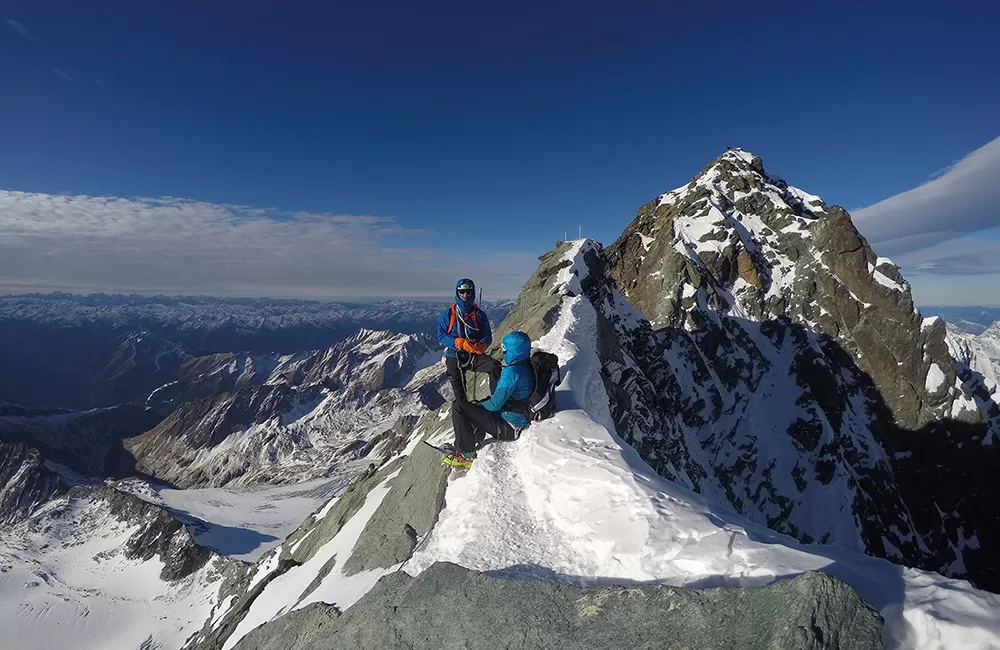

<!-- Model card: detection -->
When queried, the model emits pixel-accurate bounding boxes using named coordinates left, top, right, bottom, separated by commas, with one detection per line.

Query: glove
left=467, top=341, right=487, bottom=355
left=454, top=338, right=468, bottom=352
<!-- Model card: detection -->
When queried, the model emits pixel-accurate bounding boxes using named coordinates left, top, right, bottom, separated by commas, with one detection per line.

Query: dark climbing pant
left=452, top=399, right=514, bottom=454
left=445, top=353, right=500, bottom=403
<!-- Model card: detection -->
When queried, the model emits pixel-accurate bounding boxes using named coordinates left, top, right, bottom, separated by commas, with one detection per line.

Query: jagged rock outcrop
left=486, top=151, right=1000, bottom=590
left=87, top=486, right=215, bottom=581
left=574, top=149, right=1000, bottom=590
left=604, top=149, right=976, bottom=431
left=0, top=439, right=67, bottom=524
left=20, top=485, right=215, bottom=582
left=186, top=435, right=450, bottom=650
left=125, top=330, right=445, bottom=488
left=231, top=563, right=884, bottom=650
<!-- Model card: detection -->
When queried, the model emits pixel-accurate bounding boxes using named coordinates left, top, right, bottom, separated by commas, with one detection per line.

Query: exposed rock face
left=0, top=440, right=67, bottom=524
left=84, top=486, right=215, bottom=581
left=125, top=330, right=445, bottom=488
left=19, top=485, right=215, bottom=582
left=340, top=437, right=450, bottom=575
left=490, top=245, right=575, bottom=348
left=587, top=150, right=1000, bottom=589
left=605, top=150, right=973, bottom=431
left=231, top=563, right=884, bottom=650
left=186, top=434, right=450, bottom=650
left=0, top=404, right=162, bottom=478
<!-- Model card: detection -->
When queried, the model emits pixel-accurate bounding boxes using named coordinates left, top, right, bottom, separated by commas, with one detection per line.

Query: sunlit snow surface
left=5, top=238, right=1000, bottom=650
left=127, top=478, right=347, bottom=561
left=1, top=494, right=220, bottom=650
left=406, top=240, right=1000, bottom=650
left=1, top=478, right=345, bottom=650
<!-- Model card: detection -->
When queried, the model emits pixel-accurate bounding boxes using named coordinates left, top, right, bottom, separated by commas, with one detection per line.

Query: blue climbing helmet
left=501, top=331, right=531, bottom=365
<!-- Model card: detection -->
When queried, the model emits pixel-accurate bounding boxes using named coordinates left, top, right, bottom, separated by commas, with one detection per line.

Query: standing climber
left=442, top=330, right=536, bottom=469
left=436, top=278, right=500, bottom=403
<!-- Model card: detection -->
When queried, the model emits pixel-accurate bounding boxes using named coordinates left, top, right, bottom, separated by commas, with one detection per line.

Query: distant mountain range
left=0, top=293, right=512, bottom=410
left=4, top=151, right=1000, bottom=650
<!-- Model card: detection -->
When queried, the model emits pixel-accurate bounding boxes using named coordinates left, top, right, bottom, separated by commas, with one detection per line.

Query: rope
left=454, top=304, right=482, bottom=399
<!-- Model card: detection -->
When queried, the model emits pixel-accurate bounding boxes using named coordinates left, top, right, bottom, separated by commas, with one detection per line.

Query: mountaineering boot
left=442, top=451, right=476, bottom=469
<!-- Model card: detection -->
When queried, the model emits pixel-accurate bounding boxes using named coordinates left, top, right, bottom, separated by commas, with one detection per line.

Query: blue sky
left=1, top=0, right=998, bottom=302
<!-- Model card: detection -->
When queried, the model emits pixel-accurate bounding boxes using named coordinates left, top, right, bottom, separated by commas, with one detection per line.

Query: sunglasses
left=457, top=289, right=474, bottom=295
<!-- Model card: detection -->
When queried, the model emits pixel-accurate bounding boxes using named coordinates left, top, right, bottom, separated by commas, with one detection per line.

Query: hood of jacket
left=501, top=331, right=531, bottom=366
left=455, top=278, right=476, bottom=313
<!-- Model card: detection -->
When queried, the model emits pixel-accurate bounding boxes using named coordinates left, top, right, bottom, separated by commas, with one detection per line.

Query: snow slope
left=404, top=241, right=1000, bottom=650
left=119, top=477, right=347, bottom=562
left=1, top=474, right=353, bottom=650
left=1, top=492, right=222, bottom=650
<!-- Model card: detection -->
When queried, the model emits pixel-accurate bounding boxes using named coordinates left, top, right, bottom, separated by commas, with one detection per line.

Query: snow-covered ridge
left=404, top=242, right=1000, bottom=649
left=204, top=239, right=1000, bottom=650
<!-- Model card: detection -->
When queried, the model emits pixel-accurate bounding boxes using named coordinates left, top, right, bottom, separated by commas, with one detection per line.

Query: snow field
left=0, top=495, right=222, bottom=650
left=127, top=477, right=346, bottom=562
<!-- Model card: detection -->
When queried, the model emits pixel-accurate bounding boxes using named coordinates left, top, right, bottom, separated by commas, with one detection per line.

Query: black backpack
left=508, top=349, right=560, bottom=425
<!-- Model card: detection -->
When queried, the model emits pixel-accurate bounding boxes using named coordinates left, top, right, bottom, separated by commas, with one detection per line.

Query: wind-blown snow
left=404, top=244, right=1000, bottom=650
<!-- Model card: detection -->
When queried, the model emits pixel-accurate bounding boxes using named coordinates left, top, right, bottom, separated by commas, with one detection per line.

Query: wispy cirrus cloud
left=51, top=67, right=72, bottom=82
left=853, top=135, right=1000, bottom=272
left=0, top=191, right=536, bottom=299
left=4, top=16, right=32, bottom=40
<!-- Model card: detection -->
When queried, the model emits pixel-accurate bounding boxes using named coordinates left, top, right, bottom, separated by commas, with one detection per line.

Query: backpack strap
left=446, top=304, right=457, bottom=335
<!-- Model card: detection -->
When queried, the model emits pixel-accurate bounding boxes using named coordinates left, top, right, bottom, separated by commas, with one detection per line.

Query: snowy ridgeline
left=4, top=241, right=1000, bottom=650
left=0, top=235, right=1000, bottom=650
left=182, top=243, right=1000, bottom=649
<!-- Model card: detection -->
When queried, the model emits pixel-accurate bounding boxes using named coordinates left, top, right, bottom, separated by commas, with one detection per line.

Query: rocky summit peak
left=588, top=150, right=1000, bottom=589
left=604, top=149, right=970, bottom=432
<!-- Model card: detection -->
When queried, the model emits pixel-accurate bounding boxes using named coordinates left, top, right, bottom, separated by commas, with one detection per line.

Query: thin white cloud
left=853, top=136, right=1000, bottom=264
left=0, top=190, right=536, bottom=299
left=892, top=229, right=1000, bottom=276
left=4, top=17, right=32, bottom=40
left=51, top=67, right=72, bottom=82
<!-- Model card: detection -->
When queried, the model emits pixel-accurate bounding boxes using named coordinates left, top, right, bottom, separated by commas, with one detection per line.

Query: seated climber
left=436, top=278, right=500, bottom=402
left=442, top=331, right=536, bottom=469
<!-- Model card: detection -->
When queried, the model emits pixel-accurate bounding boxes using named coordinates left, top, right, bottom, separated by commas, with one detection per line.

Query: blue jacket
left=479, top=331, right=535, bottom=429
left=436, top=286, right=492, bottom=359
